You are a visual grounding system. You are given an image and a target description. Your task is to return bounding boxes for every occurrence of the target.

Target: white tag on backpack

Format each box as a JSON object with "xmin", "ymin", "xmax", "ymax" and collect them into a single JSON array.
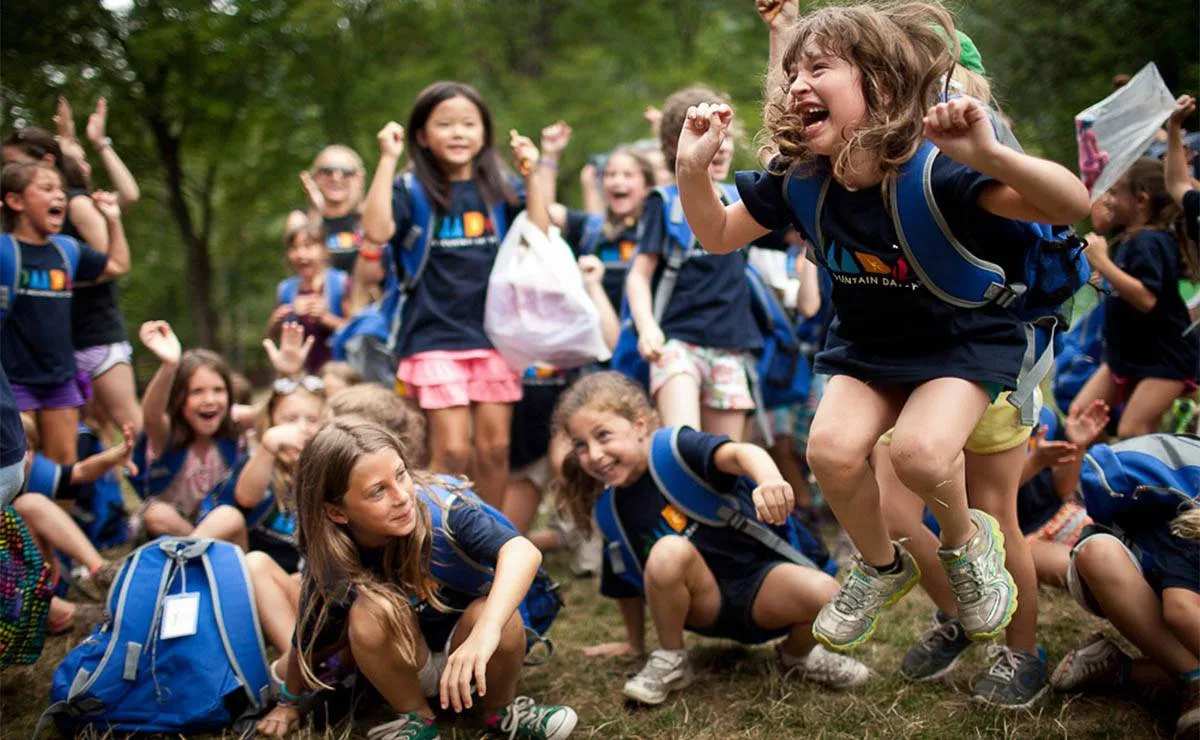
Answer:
[{"xmin": 160, "ymin": 593, "xmax": 200, "ymax": 640}]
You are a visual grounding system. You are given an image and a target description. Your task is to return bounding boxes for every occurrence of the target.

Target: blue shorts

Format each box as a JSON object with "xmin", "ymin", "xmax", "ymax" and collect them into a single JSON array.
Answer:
[
  {"xmin": 1069, "ymin": 523, "xmax": 1200, "ymax": 617},
  {"xmin": 688, "ymin": 560, "xmax": 790, "ymax": 645}
]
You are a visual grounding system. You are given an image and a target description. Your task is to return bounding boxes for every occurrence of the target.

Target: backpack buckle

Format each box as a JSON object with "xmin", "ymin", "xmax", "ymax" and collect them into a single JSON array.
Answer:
[{"xmin": 990, "ymin": 283, "xmax": 1026, "ymax": 308}]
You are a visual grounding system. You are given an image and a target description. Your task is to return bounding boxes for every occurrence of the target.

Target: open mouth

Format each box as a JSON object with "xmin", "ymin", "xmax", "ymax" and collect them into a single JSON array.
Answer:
[
  {"xmin": 196, "ymin": 409, "xmax": 222, "ymax": 423},
  {"xmin": 798, "ymin": 105, "xmax": 830, "ymax": 133},
  {"xmin": 47, "ymin": 205, "xmax": 65, "ymax": 217}
]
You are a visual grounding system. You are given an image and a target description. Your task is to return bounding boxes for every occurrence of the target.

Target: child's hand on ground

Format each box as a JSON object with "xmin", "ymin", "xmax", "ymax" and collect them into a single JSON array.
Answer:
[
  {"xmin": 540, "ymin": 121, "xmax": 572, "ymax": 157},
  {"xmin": 139, "ymin": 321, "xmax": 182, "ymax": 365},
  {"xmin": 263, "ymin": 320, "xmax": 314, "ymax": 378},
  {"xmin": 510, "ymin": 129, "xmax": 539, "ymax": 177},
  {"xmin": 1169, "ymin": 95, "xmax": 1197, "ymax": 134},
  {"xmin": 637, "ymin": 324, "xmax": 666, "ymax": 363},
  {"xmin": 923, "ymin": 98, "xmax": 999, "ymax": 170},
  {"xmin": 440, "ymin": 623, "xmax": 501, "ymax": 712},
  {"xmin": 256, "ymin": 705, "xmax": 301, "ymax": 737},
  {"xmin": 752, "ymin": 479, "xmax": 794, "ymax": 525},
  {"xmin": 377, "ymin": 121, "xmax": 405, "ymax": 159},
  {"xmin": 676, "ymin": 103, "xmax": 733, "ymax": 175},
  {"xmin": 578, "ymin": 255, "xmax": 605, "ymax": 286},
  {"xmin": 582, "ymin": 641, "xmax": 641, "ymax": 658},
  {"xmin": 1066, "ymin": 399, "xmax": 1110, "ymax": 447}
]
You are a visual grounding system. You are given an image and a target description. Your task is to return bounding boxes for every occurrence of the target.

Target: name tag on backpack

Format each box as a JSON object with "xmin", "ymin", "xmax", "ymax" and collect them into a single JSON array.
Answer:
[{"xmin": 160, "ymin": 593, "xmax": 200, "ymax": 640}]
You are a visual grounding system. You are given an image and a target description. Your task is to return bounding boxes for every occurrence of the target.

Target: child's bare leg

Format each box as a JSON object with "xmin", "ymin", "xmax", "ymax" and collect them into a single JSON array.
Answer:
[
  {"xmin": 142, "ymin": 500, "xmax": 194, "ymax": 537},
  {"xmin": 805, "ymin": 375, "xmax": 904, "ymax": 567},
  {"xmin": 191, "ymin": 504, "xmax": 250, "ymax": 550},
  {"xmin": 642, "ymin": 535, "xmax": 722, "ymax": 650},
  {"xmin": 1162, "ymin": 587, "xmax": 1200, "ymax": 661},
  {"xmin": 751, "ymin": 564, "xmax": 838, "ymax": 657},
  {"xmin": 889, "ymin": 379, "xmax": 989, "ymax": 548},
  {"xmin": 876, "ymin": 445, "xmax": 956, "ymax": 614},
  {"xmin": 12, "ymin": 494, "xmax": 105, "ymax": 571},
  {"xmin": 769, "ymin": 433, "xmax": 812, "ymax": 509},
  {"xmin": 966, "ymin": 444, "xmax": 1038, "ymax": 653},
  {"xmin": 500, "ymin": 476, "xmax": 541, "ymax": 534},
  {"xmin": 91, "ymin": 365, "xmax": 144, "ymax": 437},
  {"xmin": 347, "ymin": 597, "xmax": 433, "ymax": 718},
  {"xmin": 1029, "ymin": 539, "xmax": 1072, "ymax": 588},
  {"xmin": 700, "ymin": 408, "xmax": 747, "ymax": 442},
  {"xmin": 1118, "ymin": 378, "xmax": 1186, "ymax": 439},
  {"xmin": 655, "ymin": 374, "xmax": 702, "ymax": 431},
  {"xmin": 1068, "ymin": 365, "xmax": 1117, "ymax": 445},
  {"xmin": 38, "ymin": 407, "xmax": 80, "ymax": 465},
  {"xmin": 471, "ymin": 402, "xmax": 512, "ymax": 508},
  {"xmin": 426, "ymin": 406, "xmax": 472, "ymax": 476},
  {"xmin": 246, "ymin": 551, "xmax": 300, "ymax": 654},
  {"xmin": 446, "ymin": 597, "xmax": 528, "ymax": 711}
]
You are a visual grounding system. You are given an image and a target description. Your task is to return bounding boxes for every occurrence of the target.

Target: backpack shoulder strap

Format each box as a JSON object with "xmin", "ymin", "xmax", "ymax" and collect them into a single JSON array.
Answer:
[
  {"xmin": 324, "ymin": 268, "xmax": 348, "ymax": 317},
  {"xmin": 276, "ymin": 276, "xmax": 298, "ymax": 306},
  {"xmin": 781, "ymin": 165, "xmax": 832, "ymax": 253},
  {"xmin": 593, "ymin": 485, "xmax": 645, "ymax": 592},
  {"xmin": 888, "ymin": 140, "xmax": 1008, "ymax": 309},
  {"xmin": 648, "ymin": 426, "xmax": 819, "ymax": 569},
  {"xmin": 420, "ymin": 483, "xmax": 496, "ymax": 597},
  {"xmin": 0, "ymin": 233, "xmax": 19, "ymax": 321},
  {"xmin": 490, "ymin": 195, "xmax": 509, "ymax": 242},
  {"xmin": 200, "ymin": 542, "xmax": 271, "ymax": 710},
  {"xmin": 49, "ymin": 235, "xmax": 82, "ymax": 281},
  {"xmin": 651, "ymin": 186, "xmax": 691, "ymax": 324},
  {"xmin": 400, "ymin": 172, "xmax": 436, "ymax": 292},
  {"xmin": 581, "ymin": 213, "xmax": 606, "ymax": 255}
]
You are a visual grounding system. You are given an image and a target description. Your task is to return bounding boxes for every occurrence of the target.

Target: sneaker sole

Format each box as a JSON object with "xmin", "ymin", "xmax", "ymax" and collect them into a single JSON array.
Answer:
[
  {"xmin": 621, "ymin": 675, "xmax": 694, "ymax": 706},
  {"xmin": 546, "ymin": 709, "xmax": 579, "ymax": 739},
  {"xmin": 971, "ymin": 682, "xmax": 1048, "ymax": 710},
  {"xmin": 963, "ymin": 511, "xmax": 1019, "ymax": 642},
  {"xmin": 901, "ymin": 652, "xmax": 963, "ymax": 684},
  {"xmin": 813, "ymin": 563, "xmax": 922, "ymax": 653}
]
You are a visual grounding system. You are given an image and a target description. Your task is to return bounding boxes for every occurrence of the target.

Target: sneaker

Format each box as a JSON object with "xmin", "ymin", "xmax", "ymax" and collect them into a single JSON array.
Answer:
[
  {"xmin": 938, "ymin": 509, "xmax": 1017, "ymax": 641},
  {"xmin": 1050, "ymin": 633, "xmax": 1130, "ymax": 692},
  {"xmin": 1179, "ymin": 680, "xmax": 1200, "ymax": 737},
  {"xmin": 778, "ymin": 644, "xmax": 871, "ymax": 689},
  {"xmin": 971, "ymin": 646, "xmax": 1049, "ymax": 709},
  {"xmin": 491, "ymin": 696, "xmax": 577, "ymax": 739},
  {"xmin": 900, "ymin": 616, "xmax": 972, "ymax": 682},
  {"xmin": 365, "ymin": 712, "xmax": 440, "ymax": 740},
  {"xmin": 622, "ymin": 649, "xmax": 694, "ymax": 705},
  {"xmin": 72, "ymin": 560, "xmax": 121, "ymax": 602},
  {"xmin": 812, "ymin": 544, "xmax": 920, "ymax": 652}
]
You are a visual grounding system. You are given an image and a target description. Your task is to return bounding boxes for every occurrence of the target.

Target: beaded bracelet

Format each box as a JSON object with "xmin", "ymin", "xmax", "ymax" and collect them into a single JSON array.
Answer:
[{"xmin": 538, "ymin": 159, "xmax": 559, "ymax": 172}]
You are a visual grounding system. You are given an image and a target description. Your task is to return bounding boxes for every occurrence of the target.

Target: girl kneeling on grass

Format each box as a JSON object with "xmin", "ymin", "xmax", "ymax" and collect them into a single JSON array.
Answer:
[
  {"xmin": 553, "ymin": 371, "xmax": 869, "ymax": 706},
  {"xmin": 257, "ymin": 419, "xmax": 576, "ymax": 740}
]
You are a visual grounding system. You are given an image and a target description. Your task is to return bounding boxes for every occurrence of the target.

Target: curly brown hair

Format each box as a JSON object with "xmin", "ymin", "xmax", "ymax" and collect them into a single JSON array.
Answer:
[{"xmin": 761, "ymin": 1, "xmax": 957, "ymax": 186}]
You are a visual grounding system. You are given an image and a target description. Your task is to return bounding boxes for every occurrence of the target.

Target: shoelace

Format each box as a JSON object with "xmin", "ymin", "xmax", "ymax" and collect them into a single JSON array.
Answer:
[
  {"xmin": 917, "ymin": 620, "xmax": 962, "ymax": 656},
  {"xmin": 499, "ymin": 696, "xmax": 539, "ymax": 740},
  {"xmin": 984, "ymin": 645, "xmax": 1019, "ymax": 682},
  {"xmin": 367, "ymin": 714, "xmax": 428, "ymax": 740},
  {"xmin": 833, "ymin": 563, "xmax": 878, "ymax": 614},
  {"xmin": 946, "ymin": 556, "xmax": 985, "ymax": 605}
]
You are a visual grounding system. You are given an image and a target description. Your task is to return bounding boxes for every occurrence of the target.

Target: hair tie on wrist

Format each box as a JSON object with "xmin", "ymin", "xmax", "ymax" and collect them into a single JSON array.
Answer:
[{"xmin": 538, "ymin": 159, "xmax": 559, "ymax": 171}]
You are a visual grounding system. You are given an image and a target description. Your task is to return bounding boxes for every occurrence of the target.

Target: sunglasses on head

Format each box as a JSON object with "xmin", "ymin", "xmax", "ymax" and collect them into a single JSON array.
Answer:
[
  {"xmin": 274, "ymin": 375, "xmax": 325, "ymax": 395},
  {"xmin": 316, "ymin": 166, "xmax": 357, "ymax": 178}
]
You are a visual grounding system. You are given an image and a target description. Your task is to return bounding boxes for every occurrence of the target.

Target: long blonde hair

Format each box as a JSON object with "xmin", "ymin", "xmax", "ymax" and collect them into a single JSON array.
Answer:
[
  {"xmin": 293, "ymin": 418, "xmax": 445, "ymax": 689},
  {"xmin": 549, "ymin": 372, "xmax": 660, "ymax": 537},
  {"xmin": 761, "ymin": 1, "xmax": 957, "ymax": 186}
]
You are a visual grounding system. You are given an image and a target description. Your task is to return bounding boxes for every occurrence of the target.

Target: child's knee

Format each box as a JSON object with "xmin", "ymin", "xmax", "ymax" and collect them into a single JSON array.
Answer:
[
  {"xmin": 143, "ymin": 502, "xmax": 180, "ymax": 535},
  {"xmin": 1162, "ymin": 589, "xmax": 1200, "ymax": 636},
  {"xmin": 245, "ymin": 550, "xmax": 277, "ymax": 577},
  {"xmin": 804, "ymin": 430, "xmax": 869, "ymax": 484},
  {"xmin": 348, "ymin": 599, "xmax": 417, "ymax": 658},
  {"xmin": 644, "ymin": 535, "xmax": 696, "ymax": 585},
  {"xmin": 434, "ymin": 439, "xmax": 471, "ymax": 473},
  {"xmin": 474, "ymin": 435, "xmax": 509, "ymax": 469},
  {"xmin": 1073, "ymin": 535, "xmax": 1134, "ymax": 583},
  {"xmin": 888, "ymin": 435, "xmax": 958, "ymax": 493}
]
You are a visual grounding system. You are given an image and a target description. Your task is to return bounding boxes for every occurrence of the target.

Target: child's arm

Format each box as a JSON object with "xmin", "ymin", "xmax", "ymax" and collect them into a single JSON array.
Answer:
[
  {"xmin": 583, "ymin": 597, "xmax": 647, "ymax": 658},
  {"xmin": 625, "ymin": 252, "xmax": 665, "ymax": 361},
  {"xmin": 1057, "ymin": 399, "xmax": 1111, "ymax": 500},
  {"xmin": 579, "ymin": 256, "xmax": 621, "ymax": 349},
  {"xmin": 362, "ymin": 122, "xmax": 404, "ymax": 244},
  {"xmin": 1083, "ymin": 233, "xmax": 1159, "ymax": 313},
  {"xmin": 440, "ymin": 536, "xmax": 540, "ymax": 712},
  {"xmin": 795, "ymin": 253, "xmax": 821, "ymax": 318},
  {"xmin": 538, "ymin": 121, "xmax": 571, "ymax": 228},
  {"xmin": 757, "ymin": 0, "xmax": 799, "ymax": 99},
  {"xmin": 675, "ymin": 104, "xmax": 772, "ymax": 254},
  {"xmin": 1166, "ymin": 95, "xmax": 1198, "ymax": 207},
  {"xmin": 234, "ymin": 425, "xmax": 304, "ymax": 509},
  {"xmin": 86, "ymin": 98, "xmax": 140, "ymax": 208},
  {"xmin": 68, "ymin": 195, "xmax": 110, "ymax": 253},
  {"xmin": 88, "ymin": 192, "xmax": 130, "ymax": 280},
  {"xmin": 138, "ymin": 321, "xmax": 182, "ymax": 456},
  {"xmin": 711, "ymin": 441, "xmax": 795, "ymax": 525},
  {"xmin": 256, "ymin": 649, "xmax": 304, "ymax": 737},
  {"xmin": 924, "ymin": 98, "xmax": 1090, "ymax": 225},
  {"xmin": 580, "ymin": 163, "xmax": 605, "ymax": 215},
  {"xmin": 70, "ymin": 424, "xmax": 137, "ymax": 484},
  {"xmin": 351, "ymin": 242, "xmax": 387, "ymax": 294},
  {"xmin": 511, "ymin": 130, "xmax": 551, "ymax": 234},
  {"xmin": 1019, "ymin": 426, "xmax": 1079, "ymax": 486}
]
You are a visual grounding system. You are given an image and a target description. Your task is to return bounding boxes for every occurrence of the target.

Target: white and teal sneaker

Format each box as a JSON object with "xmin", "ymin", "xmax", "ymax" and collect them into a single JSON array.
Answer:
[
  {"xmin": 812, "ymin": 544, "xmax": 920, "ymax": 652},
  {"xmin": 938, "ymin": 509, "xmax": 1018, "ymax": 641}
]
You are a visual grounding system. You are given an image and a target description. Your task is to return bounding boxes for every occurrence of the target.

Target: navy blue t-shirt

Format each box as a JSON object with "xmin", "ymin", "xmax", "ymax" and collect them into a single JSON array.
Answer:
[
  {"xmin": 1184, "ymin": 190, "xmax": 1199, "ymax": 245},
  {"xmin": 600, "ymin": 427, "xmax": 784, "ymax": 600},
  {"xmin": 563, "ymin": 209, "xmax": 639, "ymax": 313},
  {"xmin": 297, "ymin": 493, "xmax": 519, "ymax": 655},
  {"xmin": 2, "ymin": 239, "xmax": 108, "ymax": 386},
  {"xmin": 1104, "ymin": 229, "xmax": 1199, "ymax": 380},
  {"xmin": 637, "ymin": 193, "xmax": 761, "ymax": 351},
  {"xmin": 736, "ymin": 156, "xmax": 1028, "ymax": 388},
  {"xmin": 64, "ymin": 189, "xmax": 128, "ymax": 350},
  {"xmin": 0, "ymin": 364, "xmax": 24, "ymax": 470},
  {"xmin": 322, "ymin": 213, "xmax": 366, "ymax": 276},
  {"xmin": 389, "ymin": 178, "xmax": 523, "ymax": 358}
]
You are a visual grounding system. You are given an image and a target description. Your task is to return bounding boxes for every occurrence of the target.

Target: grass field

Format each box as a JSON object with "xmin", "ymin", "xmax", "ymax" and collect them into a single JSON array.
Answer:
[{"xmin": 0, "ymin": 544, "xmax": 1170, "ymax": 740}]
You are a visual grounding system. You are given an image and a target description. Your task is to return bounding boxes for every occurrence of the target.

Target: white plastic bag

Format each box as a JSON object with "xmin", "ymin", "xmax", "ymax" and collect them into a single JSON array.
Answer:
[
  {"xmin": 485, "ymin": 211, "xmax": 612, "ymax": 371},
  {"xmin": 1075, "ymin": 62, "xmax": 1177, "ymax": 202}
]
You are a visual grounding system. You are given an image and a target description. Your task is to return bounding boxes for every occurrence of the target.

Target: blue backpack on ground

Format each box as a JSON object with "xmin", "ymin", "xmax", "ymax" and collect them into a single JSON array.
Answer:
[
  {"xmin": 0, "ymin": 233, "xmax": 82, "ymax": 323},
  {"xmin": 127, "ymin": 434, "xmax": 241, "ymax": 499},
  {"xmin": 41, "ymin": 537, "xmax": 271, "ymax": 735},
  {"xmin": 331, "ymin": 174, "xmax": 509, "ymax": 384},
  {"xmin": 420, "ymin": 479, "xmax": 562, "ymax": 663},
  {"xmin": 610, "ymin": 186, "xmax": 811, "ymax": 443},
  {"xmin": 783, "ymin": 139, "xmax": 1091, "ymax": 424},
  {"xmin": 1080, "ymin": 434, "xmax": 1200, "ymax": 526},
  {"xmin": 276, "ymin": 267, "xmax": 349, "ymax": 319},
  {"xmin": 594, "ymin": 426, "xmax": 836, "ymax": 593},
  {"xmin": 1053, "ymin": 302, "xmax": 1105, "ymax": 413}
]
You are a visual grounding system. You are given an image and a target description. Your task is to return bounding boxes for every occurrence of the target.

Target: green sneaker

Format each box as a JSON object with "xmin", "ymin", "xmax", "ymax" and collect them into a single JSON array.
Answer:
[
  {"xmin": 938, "ymin": 509, "xmax": 1017, "ymax": 641},
  {"xmin": 366, "ymin": 712, "xmax": 440, "ymax": 740},
  {"xmin": 490, "ymin": 696, "xmax": 577, "ymax": 739},
  {"xmin": 812, "ymin": 543, "xmax": 921, "ymax": 652}
]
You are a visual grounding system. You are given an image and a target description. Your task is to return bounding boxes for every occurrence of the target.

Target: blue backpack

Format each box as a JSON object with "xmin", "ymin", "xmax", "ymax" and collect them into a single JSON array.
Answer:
[
  {"xmin": 1053, "ymin": 302, "xmax": 1105, "ymax": 413},
  {"xmin": 276, "ymin": 267, "xmax": 349, "ymax": 319},
  {"xmin": 420, "ymin": 480, "xmax": 562, "ymax": 663},
  {"xmin": 0, "ymin": 233, "xmax": 82, "ymax": 323},
  {"xmin": 594, "ymin": 426, "xmax": 836, "ymax": 594},
  {"xmin": 783, "ymin": 140, "xmax": 1091, "ymax": 424},
  {"xmin": 127, "ymin": 434, "xmax": 242, "ymax": 500},
  {"xmin": 24, "ymin": 425, "xmax": 129, "ymax": 550},
  {"xmin": 579, "ymin": 212, "xmax": 607, "ymax": 257},
  {"xmin": 745, "ymin": 262, "xmax": 812, "ymax": 413},
  {"xmin": 1080, "ymin": 434, "xmax": 1200, "ymax": 526},
  {"xmin": 331, "ymin": 174, "xmax": 509, "ymax": 384},
  {"xmin": 42, "ymin": 538, "xmax": 271, "ymax": 735}
]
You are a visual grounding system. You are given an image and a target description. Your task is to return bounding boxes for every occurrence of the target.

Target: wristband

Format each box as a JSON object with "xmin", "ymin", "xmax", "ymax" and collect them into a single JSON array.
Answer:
[
  {"xmin": 278, "ymin": 681, "xmax": 311, "ymax": 703},
  {"xmin": 94, "ymin": 136, "xmax": 113, "ymax": 151},
  {"xmin": 359, "ymin": 245, "xmax": 382, "ymax": 262},
  {"xmin": 538, "ymin": 159, "xmax": 559, "ymax": 172}
]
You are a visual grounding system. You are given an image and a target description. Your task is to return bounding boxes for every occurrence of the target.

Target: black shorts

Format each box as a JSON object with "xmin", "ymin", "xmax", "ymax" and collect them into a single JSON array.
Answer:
[{"xmin": 688, "ymin": 560, "xmax": 790, "ymax": 645}]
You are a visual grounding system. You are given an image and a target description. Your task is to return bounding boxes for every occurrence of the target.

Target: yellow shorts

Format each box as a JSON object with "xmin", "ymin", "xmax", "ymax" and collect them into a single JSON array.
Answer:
[{"xmin": 878, "ymin": 389, "xmax": 1040, "ymax": 455}]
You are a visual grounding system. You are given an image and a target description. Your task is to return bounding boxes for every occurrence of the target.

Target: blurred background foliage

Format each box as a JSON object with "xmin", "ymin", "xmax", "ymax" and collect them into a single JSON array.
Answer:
[{"xmin": 2, "ymin": 0, "xmax": 1196, "ymax": 381}]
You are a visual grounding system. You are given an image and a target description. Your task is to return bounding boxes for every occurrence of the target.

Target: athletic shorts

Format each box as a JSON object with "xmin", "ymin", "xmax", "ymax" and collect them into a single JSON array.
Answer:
[
  {"xmin": 650, "ymin": 339, "xmax": 755, "ymax": 411},
  {"xmin": 1068, "ymin": 523, "xmax": 1200, "ymax": 617},
  {"xmin": 11, "ymin": 371, "xmax": 91, "ymax": 412},
  {"xmin": 687, "ymin": 560, "xmax": 790, "ymax": 645},
  {"xmin": 74, "ymin": 341, "xmax": 133, "ymax": 380},
  {"xmin": 878, "ymin": 389, "xmax": 1040, "ymax": 454}
]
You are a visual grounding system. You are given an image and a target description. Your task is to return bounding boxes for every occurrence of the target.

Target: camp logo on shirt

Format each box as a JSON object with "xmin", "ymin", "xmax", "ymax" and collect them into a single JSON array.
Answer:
[
  {"xmin": 325, "ymin": 229, "xmax": 363, "ymax": 256},
  {"xmin": 597, "ymin": 240, "xmax": 636, "ymax": 265},
  {"xmin": 434, "ymin": 211, "xmax": 496, "ymax": 249},
  {"xmin": 18, "ymin": 267, "xmax": 71, "ymax": 298},
  {"xmin": 822, "ymin": 240, "xmax": 919, "ymax": 291}
]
